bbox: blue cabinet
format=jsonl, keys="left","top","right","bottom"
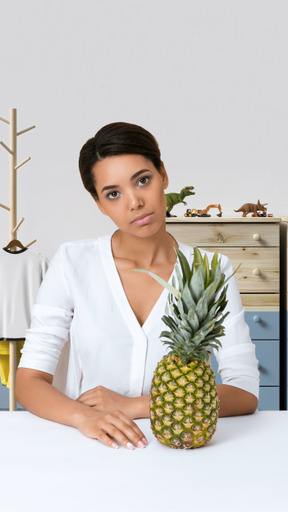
{"left": 211, "top": 311, "right": 280, "bottom": 410}
{"left": 0, "top": 385, "right": 9, "bottom": 410}
{"left": 0, "top": 385, "right": 23, "bottom": 410}
{"left": 246, "top": 311, "right": 280, "bottom": 410}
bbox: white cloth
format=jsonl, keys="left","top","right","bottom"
{"left": 0, "top": 248, "right": 49, "bottom": 340}
{"left": 19, "top": 234, "right": 260, "bottom": 399}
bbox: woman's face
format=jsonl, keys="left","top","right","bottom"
{"left": 92, "top": 154, "right": 168, "bottom": 238}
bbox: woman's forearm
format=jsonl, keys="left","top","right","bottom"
{"left": 15, "top": 368, "right": 93, "bottom": 428}
{"left": 17, "top": 369, "right": 257, "bottom": 427}
{"left": 217, "top": 384, "right": 258, "bottom": 417}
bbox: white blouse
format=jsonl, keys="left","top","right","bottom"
{"left": 19, "top": 234, "right": 260, "bottom": 399}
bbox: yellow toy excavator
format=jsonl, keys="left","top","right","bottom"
{"left": 184, "top": 204, "right": 222, "bottom": 217}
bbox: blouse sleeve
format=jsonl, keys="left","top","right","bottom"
{"left": 19, "top": 245, "right": 74, "bottom": 376}
{"left": 214, "top": 254, "right": 260, "bottom": 399}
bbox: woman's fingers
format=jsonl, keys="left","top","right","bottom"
{"left": 77, "top": 386, "right": 120, "bottom": 408}
{"left": 79, "top": 410, "right": 147, "bottom": 449}
{"left": 113, "top": 410, "right": 148, "bottom": 444}
{"left": 77, "top": 389, "right": 96, "bottom": 405}
{"left": 96, "top": 432, "right": 120, "bottom": 449}
{"left": 77, "top": 394, "right": 95, "bottom": 406}
{"left": 103, "top": 411, "right": 147, "bottom": 449}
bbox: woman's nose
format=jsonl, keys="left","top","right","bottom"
{"left": 128, "top": 191, "right": 144, "bottom": 210}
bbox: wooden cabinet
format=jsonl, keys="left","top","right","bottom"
{"left": 166, "top": 217, "right": 286, "bottom": 410}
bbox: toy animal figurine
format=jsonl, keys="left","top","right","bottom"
{"left": 234, "top": 200, "right": 268, "bottom": 217}
{"left": 165, "top": 186, "right": 195, "bottom": 217}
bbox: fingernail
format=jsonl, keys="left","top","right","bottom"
{"left": 142, "top": 438, "right": 148, "bottom": 445}
{"left": 111, "top": 443, "right": 119, "bottom": 449}
{"left": 127, "top": 442, "right": 135, "bottom": 450}
{"left": 137, "top": 440, "right": 145, "bottom": 448}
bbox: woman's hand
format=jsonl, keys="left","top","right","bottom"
{"left": 77, "top": 408, "right": 147, "bottom": 450}
{"left": 15, "top": 369, "right": 147, "bottom": 450}
{"left": 77, "top": 385, "right": 149, "bottom": 419}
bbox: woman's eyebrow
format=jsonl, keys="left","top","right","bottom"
{"left": 131, "top": 169, "right": 151, "bottom": 180}
{"left": 101, "top": 184, "right": 119, "bottom": 193}
{"left": 101, "top": 169, "right": 151, "bottom": 193}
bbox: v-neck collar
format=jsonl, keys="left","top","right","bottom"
{"left": 99, "top": 233, "right": 192, "bottom": 337}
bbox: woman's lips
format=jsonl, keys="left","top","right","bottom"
{"left": 132, "top": 213, "right": 154, "bottom": 226}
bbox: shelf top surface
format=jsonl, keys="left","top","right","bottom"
{"left": 166, "top": 216, "right": 282, "bottom": 223}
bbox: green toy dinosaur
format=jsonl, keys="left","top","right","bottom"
{"left": 165, "top": 186, "right": 195, "bottom": 217}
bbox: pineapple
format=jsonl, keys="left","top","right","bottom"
{"left": 136, "top": 247, "right": 236, "bottom": 449}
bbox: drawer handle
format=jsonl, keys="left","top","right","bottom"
{"left": 258, "top": 364, "right": 268, "bottom": 375}
{"left": 253, "top": 315, "right": 260, "bottom": 323}
{"left": 253, "top": 268, "right": 261, "bottom": 276}
{"left": 253, "top": 233, "right": 261, "bottom": 241}
{"left": 217, "top": 232, "right": 224, "bottom": 243}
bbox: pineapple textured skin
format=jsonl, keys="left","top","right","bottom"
{"left": 150, "top": 354, "right": 219, "bottom": 449}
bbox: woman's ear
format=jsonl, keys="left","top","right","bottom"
{"left": 160, "top": 161, "right": 169, "bottom": 190}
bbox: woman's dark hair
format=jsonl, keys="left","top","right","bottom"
{"left": 79, "top": 122, "right": 162, "bottom": 199}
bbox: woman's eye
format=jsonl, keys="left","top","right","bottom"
{"left": 107, "top": 191, "right": 120, "bottom": 199}
{"left": 138, "top": 176, "right": 150, "bottom": 186}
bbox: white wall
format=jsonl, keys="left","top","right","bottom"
{"left": 0, "top": 0, "right": 287, "bottom": 259}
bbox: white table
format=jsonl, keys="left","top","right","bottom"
{"left": 0, "top": 411, "right": 287, "bottom": 512}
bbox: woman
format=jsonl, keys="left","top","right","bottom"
{"left": 16, "top": 122, "right": 259, "bottom": 449}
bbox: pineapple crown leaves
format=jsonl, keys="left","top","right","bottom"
{"left": 134, "top": 247, "right": 240, "bottom": 364}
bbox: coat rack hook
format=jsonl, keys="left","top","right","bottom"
{"left": 0, "top": 203, "right": 10, "bottom": 211}
{"left": 0, "top": 141, "right": 14, "bottom": 155}
{"left": 25, "top": 239, "right": 37, "bottom": 248}
{"left": 12, "top": 217, "right": 25, "bottom": 233}
{"left": 0, "top": 116, "right": 9, "bottom": 125}
{"left": 17, "top": 125, "right": 36, "bottom": 137}
{"left": 15, "top": 157, "right": 31, "bottom": 170}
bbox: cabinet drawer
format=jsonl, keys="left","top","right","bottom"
{"left": 258, "top": 387, "right": 279, "bottom": 410}
{"left": 254, "top": 340, "right": 279, "bottom": 386}
{"left": 0, "top": 385, "right": 9, "bottom": 410}
{"left": 245, "top": 312, "right": 279, "bottom": 339}
{"left": 211, "top": 356, "right": 279, "bottom": 410}
{"left": 211, "top": 340, "right": 279, "bottom": 387}
{"left": 241, "top": 294, "right": 279, "bottom": 310}
{"left": 175, "top": 242, "right": 279, "bottom": 293}
{"left": 166, "top": 221, "right": 279, "bottom": 247}
{"left": 0, "top": 385, "right": 23, "bottom": 411}
{"left": 211, "top": 247, "right": 279, "bottom": 293}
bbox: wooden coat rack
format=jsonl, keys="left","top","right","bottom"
{"left": 0, "top": 108, "right": 36, "bottom": 410}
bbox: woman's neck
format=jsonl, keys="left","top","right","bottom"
{"left": 111, "top": 227, "right": 177, "bottom": 269}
